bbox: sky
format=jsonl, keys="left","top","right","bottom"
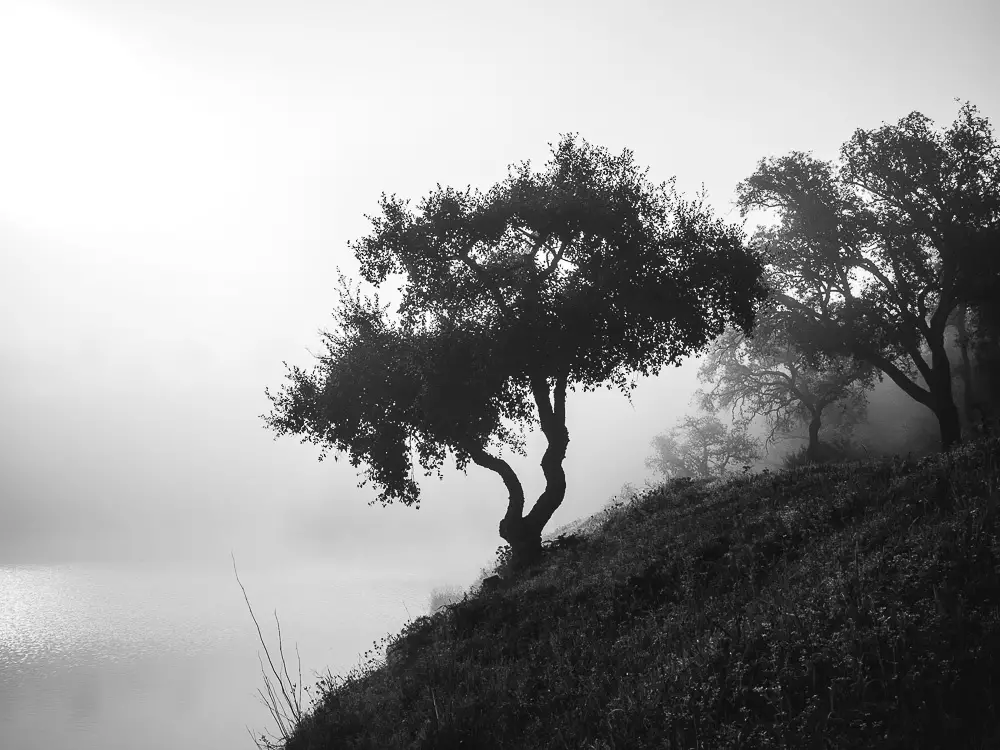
{"left": 1, "top": 0, "right": 997, "bottom": 585}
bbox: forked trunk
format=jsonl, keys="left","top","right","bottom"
{"left": 498, "top": 373, "right": 572, "bottom": 572}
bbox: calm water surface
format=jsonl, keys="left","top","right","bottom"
{"left": 0, "top": 560, "right": 438, "bottom": 750}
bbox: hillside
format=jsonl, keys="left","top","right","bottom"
{"left": 265, "top": 438, "right": 1000, "bottom": 749}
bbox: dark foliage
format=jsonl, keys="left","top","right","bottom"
{"left": 263, "top": 135, "right": 766, "bottom": 564}
{"left": 738, "top": 102, "right": 1000, "bottom": 451}
{"left": 780, "top": 437, "right": 870, "bottom": 471}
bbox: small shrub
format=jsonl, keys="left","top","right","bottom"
{"left": 781, "top": 437, "right": 869, "bottom": 470}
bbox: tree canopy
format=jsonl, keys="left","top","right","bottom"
{"left": 264, "top": 135, "right": 766, "bottom": 565}
{"left": 737, "top": 102, "right": 1000, "bottom": 450}
{"left": 645, "top": 413, "right": 761, "bottom": 480}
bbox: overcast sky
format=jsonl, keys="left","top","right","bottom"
{"left": 1, "top": 0, "right": 997, "bottom": 583}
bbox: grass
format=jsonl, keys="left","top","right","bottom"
{"left": 256, "top": 437, "right": 1000, "bottom": 749}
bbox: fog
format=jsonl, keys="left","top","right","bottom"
{"left": 1, "top": 3, "right": 997, "bottom": 747}
{"left": 2, "top": 0, "right": 998, "bottom": 588}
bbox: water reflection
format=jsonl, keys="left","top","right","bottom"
{"left": 0, "top": 561, "right": 438, "bottom": 750}
{"left": 0, "top": 565, "right": 235, "bottom": 670}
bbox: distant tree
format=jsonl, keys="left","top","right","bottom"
{"left": 645, "top": 413, "right": 761, "bottom": 480}
{"left": 428, "top": 584, "right": 465, "bottom": 613}
{"left": 950, "top": 303, "right": 1000, "bottom": 436}
{"left": 697, "top": 308, "right": 874, "bottom": 461}
{"left": 969, "top": 301, "right": 1000, "bottom": 431}
{"left": 263, "top": 135, "right": 766, "bottom": 568}
{"left": 737, "top": 102, "right": 1000, "bottom": 451}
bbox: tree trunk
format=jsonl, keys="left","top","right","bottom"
{"left": 467, "top": 447, "right": 538, "bottom": 568}
{"left": 928, "top": 344, "right": 963, "bottom": 451}
{"left": 498, "top": 515, "right": 543, "bottom": 570}
{"left": 934, "top": 392, "right": 963, "bottom": 452}
{"left": 971, "top": 304, "right": 1000, "bottom": 414}
{"left": 498, "top": 373, "right": 571, "bottom": 571}
{"left": 954, "top": 305, "right": 977, "bottom": 429}
{"left": 806, "top": 412, "right": 822, "bottom": 462}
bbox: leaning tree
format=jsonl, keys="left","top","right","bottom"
{"left": 263, "top": 135, "right": 766, "bottom": 568}
{"left": 737, "top": 102, "right": 1000, "bottom": 450}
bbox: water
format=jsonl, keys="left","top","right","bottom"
{"left": 0, "top": 560, "right": 439, "bottom": 750}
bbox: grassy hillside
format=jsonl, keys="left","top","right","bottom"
{"left": 265, "top": 438, "right": 1000, "bottom": 749}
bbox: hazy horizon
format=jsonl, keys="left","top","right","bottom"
{"left": 2, "top": 0, "right": 998, "bottom": 578}
{"left": 2, "top": 1, "right": 998, "bottom": 746}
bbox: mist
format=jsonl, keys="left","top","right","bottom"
{"left": 1, "top": 0, "right": 998, "bottom": 747}
{"left": 3, "top": 0, "right": 996, "bottom": 575}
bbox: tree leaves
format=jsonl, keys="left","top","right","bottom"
{"left": 646, "top": 414, "right": 761, "bottom": 480}
{"left": 736, "top": 102, "right": 1000, "bottom": 449}
{"left": 265, "top": 134, "right": 767, "bottom": 510}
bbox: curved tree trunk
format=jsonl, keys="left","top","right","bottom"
{"left": 472, "top": 374, "right": 572, "bottom": 572}
{"left": 864, "top": 337, "right": 962, "bottom": 452}
{"left": 499, "top": 373, "right": 571, "bottom": 571}
{"left": 467, "top": 447, "right": 533, "bottom": 565}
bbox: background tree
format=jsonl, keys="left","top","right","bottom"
{"left": 969, "top": 301, "right": 1000, "bottom": 431}
{"left": 264, "top": 136, "right": 766, "bottom": 568}
{"left": 645, "top": 413, "right": 760, "bottom": 480}
{"left": 697, "top": 307, "right": 874, "bottom": 462}
{"left": 737, "top": 102, "right": 1000, "bottom": 450}
{"left": 954, "top": 223, "right": 1000, "bottom": 432}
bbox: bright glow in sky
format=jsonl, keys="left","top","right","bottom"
{"left": 1, "top": 0, "right": 997, "bottom": 582}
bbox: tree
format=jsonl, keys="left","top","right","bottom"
{"left": 955, "top": 229, "right": 1000, "bottom": 431}
{"left": 969, "top": 302, "right": 1000, "bottom": 431}
{"left": 737, "top": 102, "right": 1000, "bottom": 451}
{"left": 263, "top": 136, "right": 767, "bottom": 568}
{"left": 697, "top": 307, "right": 874, "bottom": 461}
{"left": 951, "top": 303, "right": 1000, "bottom": 436}
{"left": 645, "top": 413, "right": 760, "bottom": 480}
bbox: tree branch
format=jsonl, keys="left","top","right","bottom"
{"left": 457, "top": 245, "right": 509, "bottom": 312}
{"left": 468, "top": 446, "right": 526, "bottom": 521}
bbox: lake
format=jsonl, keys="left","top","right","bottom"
{"left": 0, "top": 560, "right": 442, "bottom": 750}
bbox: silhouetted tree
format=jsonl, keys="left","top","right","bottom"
{"left": 263, "top": 136, "right": 766, "bottom": 568}
{"left": 697, "top": 308, "right": 874, "bottom": 461}
{"left": 646, "top": 413, "right": 760, "bottom": 480}
{"left": 737, "top": 102, "right": 1000, "bottom": 450}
